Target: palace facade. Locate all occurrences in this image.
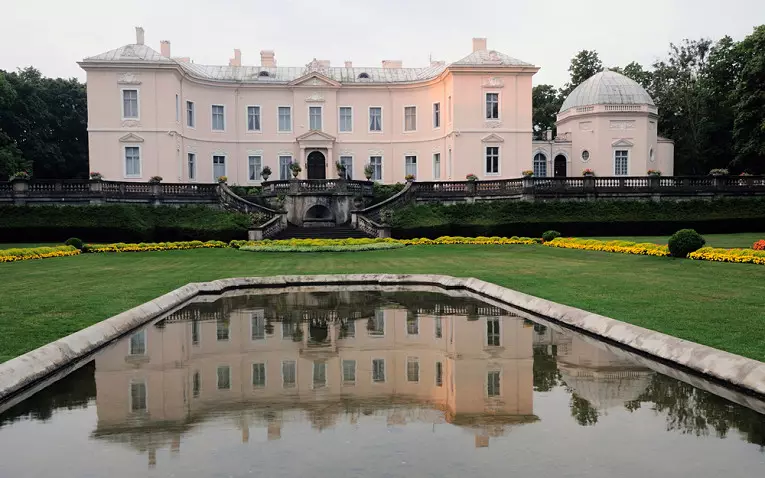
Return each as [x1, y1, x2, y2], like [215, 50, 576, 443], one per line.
[80, 28, 673, 184]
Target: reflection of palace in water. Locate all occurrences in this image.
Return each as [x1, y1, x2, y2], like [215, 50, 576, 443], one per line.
[92, 291, 652, 467]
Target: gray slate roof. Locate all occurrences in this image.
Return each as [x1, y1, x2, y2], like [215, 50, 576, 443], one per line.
[560, 71, 655, 112]
[83, 44, 534, 84]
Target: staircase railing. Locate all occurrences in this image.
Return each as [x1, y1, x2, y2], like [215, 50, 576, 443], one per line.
[351, 181, 416, 237]
[218, 183, 287, 239]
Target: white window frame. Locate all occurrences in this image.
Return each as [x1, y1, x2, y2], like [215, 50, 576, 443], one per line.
[192, 370, 201, 397]
[308, 105, 323, 131]
[406, 356, 420, 383]
[485, 317, 501, 347]
[248, 155, 262, 183]
[614, 149, 630, 176]
[251, 361, 267, 389]
[191, 319, 201, 346]
[338, 106, 353, 133]
[312, 361, 328, 389]
[434, 317, 443, 339]
[123, 144, 142, 178]
[186, 100, 196, 128]
[403, 105, 417, 132]
[212, 154, 227, 180]
[277, 105, 292, 133]
[279, 154, 293, 180]
[216, 365, 231, 390]
[435, 360, 443, 387]
[405, 155, 417, 178]
[432, 153, 441, 180]
[369, 155, 383, 182]
[369, 309, 385, 337]
[342, 359, 357, 385]
[339, 155, 353, 180]
[281, 360, 297, 389]
[187, 152, 197, 181]
[406, 314, 419, 336]
[369, 106, 383, 133]
[250, 310, 266, 341]
[120, 88, 140, 120]
[245, 105, 262, 132]
[216, 317, 230, 342]
[486, 369, 502, 398]
[433, 102, 441, 129]
[533, 152, 547, 178]
[371, 357, 386, 383]
[128, 330, 146, 356]
[129, 380, 148, 413]
[211, 104, 226, 132]
[485, 145, 500, 176]
[485, 91, 500, 120]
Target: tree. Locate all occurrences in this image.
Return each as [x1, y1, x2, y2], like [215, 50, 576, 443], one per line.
[562, 50, 603, 96]
[532, 84, 564, 139]
[611, 61, 653, 90]
[732, 25, 765, 173]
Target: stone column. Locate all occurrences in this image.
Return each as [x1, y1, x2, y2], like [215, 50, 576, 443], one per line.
[327, 146, 333, 180]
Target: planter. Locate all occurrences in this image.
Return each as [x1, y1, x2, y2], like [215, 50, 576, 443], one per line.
[89, 179, 103, 193]
[262, 174, 270, 181]
[522, 177, 534, 189]
[649, 176, 661, 189]
[10, 178, 29, 193]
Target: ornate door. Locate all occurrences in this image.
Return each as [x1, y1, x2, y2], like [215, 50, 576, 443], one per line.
[307, 151, 326, 180]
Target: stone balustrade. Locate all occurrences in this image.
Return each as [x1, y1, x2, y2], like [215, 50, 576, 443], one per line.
[260, 179, 374, 197]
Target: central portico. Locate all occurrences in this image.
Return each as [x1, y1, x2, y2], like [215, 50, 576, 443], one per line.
[297, 131, 336, 180]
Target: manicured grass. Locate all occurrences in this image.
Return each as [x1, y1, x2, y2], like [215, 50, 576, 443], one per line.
[592, 232, 762, 249]
[1, 245, 764, 364]
[0, 243, 58, 249]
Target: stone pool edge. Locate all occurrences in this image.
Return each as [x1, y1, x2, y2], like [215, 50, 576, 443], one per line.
[1, 274, 764, 403]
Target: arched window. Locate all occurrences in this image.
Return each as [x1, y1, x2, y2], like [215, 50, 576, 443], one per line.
[357, 72, 370, 79]
[533, 153, 547, 177]
[258, 70, 270, 77]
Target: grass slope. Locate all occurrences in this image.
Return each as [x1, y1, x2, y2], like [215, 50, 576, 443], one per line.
[1, 245, 764, 364]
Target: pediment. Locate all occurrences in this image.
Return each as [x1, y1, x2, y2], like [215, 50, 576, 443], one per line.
[611, 138, 634, 147]
[481, 133, 504, 143]
[289, 72, 341, 88]
[118, 133, 144, 143]
[296, 130, 336, 142]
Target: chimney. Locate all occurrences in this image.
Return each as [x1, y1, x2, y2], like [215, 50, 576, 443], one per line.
[229, 49, 241, 67]
[160, 40, 171, 57]
[344, 61, 353, 68]
[472, 37, 487, 52]
[382, 60, 402, 69]
[135, 26, 145, 45]
[260, 50, 276, 67]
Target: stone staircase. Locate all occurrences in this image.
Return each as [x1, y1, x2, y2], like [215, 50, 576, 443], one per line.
[271, 224, 372, 240]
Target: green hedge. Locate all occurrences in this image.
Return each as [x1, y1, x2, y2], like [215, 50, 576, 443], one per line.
[391, 198, 765, 238]
[0, 205, 252, 243]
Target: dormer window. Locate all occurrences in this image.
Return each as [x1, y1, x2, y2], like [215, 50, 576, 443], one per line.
[358, 72, 370, 79]
[258, 70, 270, 77]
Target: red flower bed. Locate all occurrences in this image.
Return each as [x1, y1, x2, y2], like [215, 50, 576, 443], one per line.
[753, 240, 765, 251]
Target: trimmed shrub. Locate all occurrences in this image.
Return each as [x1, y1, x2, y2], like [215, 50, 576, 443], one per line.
[542, 230, 561, 242]
[64, 237, 84, 250]
[668, 229, 706, 258]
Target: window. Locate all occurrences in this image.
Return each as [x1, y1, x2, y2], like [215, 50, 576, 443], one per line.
[433, 153, 441, 179]
[649, 147, 655, 163]
[216, 318, 229, 341]
[130, 381, 147, 412]
[369, 309, 385, 336]
[487, 318, 500, 346]
[188, 153, 196, 181]
[339, 156, 353, 180]
[342, 360, 356, 384]
[129, 330, 146, 355]
[125, 146, 141, 177]
[487, 371, 501, 397]
[433, 102, 441, 128]
[614, 150, 629, 176]
[247, 106, 261, 132]
[406, 313, 419, 335]
[372, 358, 385, 383]
[405, 155, 417, 178]
[192, 320, 200, 346]
[486, 93, 499, 120]
[339, 107, 353, 132]
[279, 156, 292, 180]
[278, 106, 292, 132]
[435, 361, 443, 387]
[533, 153, 547, 177]
[217, 365, 231, 390]
[252, 363, 266, 388]
[213, 155, 226, 180]
[448, 96, 452, 123]
[485, 146, 499, 175]
[448, 148, 452, 178]
[192, 371, 200, 398]
[369, 107, 382, 132]
[212, 105, 225, 131]
[309, 106, 322, 131]
[282, 321, 296, 339]
[186, 101, 195, 128]
[259, 70, 270, 77]
[175, 94, 180, 122]
[342, 320, 355, 339]
[358, 72, 370, 79]
[581, 150, 590, 162]
[404, 106, 417, 132]
[369, 156, 382, 181]
[406, 357, 420, 382]
[435, 317, 442, 338]
[251, 312, 265, 340]
[248, 155, 262, 182]
[313, 361, 327, 388]
[282, 360, 296, 388]
[122, 89, 139, 119]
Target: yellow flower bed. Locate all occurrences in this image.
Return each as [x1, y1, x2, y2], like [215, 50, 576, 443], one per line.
[0, 245, 80, 263]
[86, 240, 228, 253]
[688, 247, 765, 265]
[397, 236, 539, 246]
[543, 237, 670, 257]
[231, 236, 539, 249]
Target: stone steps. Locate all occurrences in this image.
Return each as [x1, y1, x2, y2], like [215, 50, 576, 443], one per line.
[272, 225, 373, 240]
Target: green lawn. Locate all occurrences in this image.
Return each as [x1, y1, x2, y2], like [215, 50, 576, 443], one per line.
[592, 232, 762, 248]
[0, 243, 58, 249]
[1, 245, 764, 364]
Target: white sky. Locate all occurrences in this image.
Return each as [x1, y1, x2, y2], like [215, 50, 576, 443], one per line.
[2, 0, 763, 87]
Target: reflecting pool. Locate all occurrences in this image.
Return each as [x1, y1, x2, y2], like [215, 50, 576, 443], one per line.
[1, 288, 764, 477]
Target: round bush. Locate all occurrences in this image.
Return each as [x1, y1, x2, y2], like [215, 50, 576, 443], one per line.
[667, 229, 706, 258]
[542, 230, 561, 242]
[64, 237, 84, 250]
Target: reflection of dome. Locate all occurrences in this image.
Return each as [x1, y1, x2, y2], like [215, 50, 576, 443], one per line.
[560, 71, 654, 113]
[558, 366, 653, 410]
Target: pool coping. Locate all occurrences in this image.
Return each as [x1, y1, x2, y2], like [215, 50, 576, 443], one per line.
[1, 274, 764, 403]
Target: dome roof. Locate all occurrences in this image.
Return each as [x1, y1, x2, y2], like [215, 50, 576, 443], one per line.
[560, 71, 654, 113]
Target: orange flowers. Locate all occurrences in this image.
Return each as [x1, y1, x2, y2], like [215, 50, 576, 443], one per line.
[753, 240, 765, 251]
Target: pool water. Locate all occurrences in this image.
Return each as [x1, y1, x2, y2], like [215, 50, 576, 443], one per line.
[1, 289, 764, 477]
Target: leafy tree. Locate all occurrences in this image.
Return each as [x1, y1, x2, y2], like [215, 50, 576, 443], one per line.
[611, 61, 653, 90]
[562, 50, 603, 96]
[532, 84, 564, 139]
[732, 25, 765, 173]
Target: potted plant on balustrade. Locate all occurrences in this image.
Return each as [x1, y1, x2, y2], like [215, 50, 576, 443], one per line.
[88, 171, 104, 192]
[521, 170, 534, 188]
[582, 168, 596, 189]
[148, 175, 163, 195]
[335, 160, 347, 179]
[405, 174, 416, 182]
[709, 168, 729, 187]
[364, 163, 375, 181]
[9, 170, 31, 193]
[647, 169, 662, 188]
[289, 162, 302, 179]
[466, 173, 478, 181]
[261, 166, 272, 181]
[217, 176, 228, 184]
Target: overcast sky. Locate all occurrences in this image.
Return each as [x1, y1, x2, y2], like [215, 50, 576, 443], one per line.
[3, 0, 763, 87]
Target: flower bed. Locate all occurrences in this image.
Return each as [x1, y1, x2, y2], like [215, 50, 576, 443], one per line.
[0, 245, 80, 263]
[753, 240, 765, 251]
[240, 242, 405, 253]
[398, 236, 539, 246]
[230, 238, 391, 249]
[689, 247, 765, 265]
[543, 237, 669, 257]
[85, 240, 227, 253]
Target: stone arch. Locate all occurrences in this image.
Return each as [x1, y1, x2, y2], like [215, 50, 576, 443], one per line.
[305, 204, 333, 221]
[554, 154, 568, 177]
